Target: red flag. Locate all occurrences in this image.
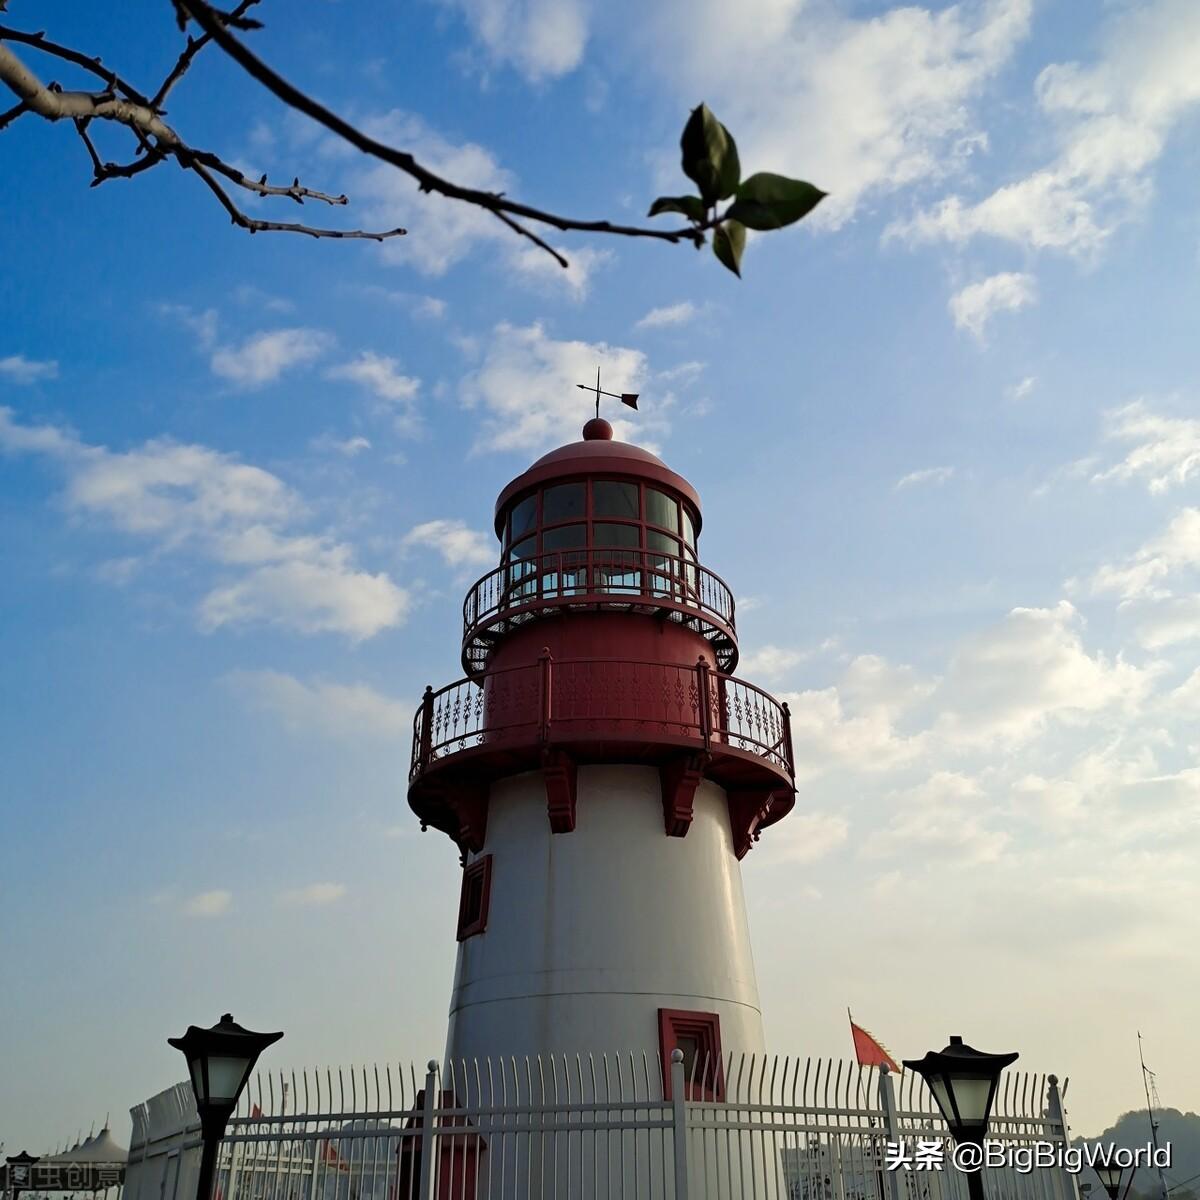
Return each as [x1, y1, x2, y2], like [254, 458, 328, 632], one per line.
[322, 1140, 350, 1172]
[849, 1013, 901, 1073]
[250, 1104, 263, 1121]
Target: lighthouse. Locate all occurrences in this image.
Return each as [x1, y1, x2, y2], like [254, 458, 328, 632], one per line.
[408, 411, 796, 1090]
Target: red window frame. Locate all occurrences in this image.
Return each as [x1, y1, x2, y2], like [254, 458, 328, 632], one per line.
[658, 1008, 724, 1100]
[456, 854, 493, 941]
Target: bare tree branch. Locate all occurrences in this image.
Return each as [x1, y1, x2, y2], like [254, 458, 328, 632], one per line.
[0, 3, 751, 267]
[0, 23, 153, 106]
[0, 38, 405, 242]
[187, 157, 404, 240]
[152, 0, 262, 109]
[0, 94, 26, 128]
[175, 0, 709, 265]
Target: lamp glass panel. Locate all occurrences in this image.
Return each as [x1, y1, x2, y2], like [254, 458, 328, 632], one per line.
[509, 496, 537, 542]
[948, 1076, 993, 1125]
[206, 1055, 251, 1103]
[190, 1060, 205, 1103]
[645, 489, 679, 533]
[592, 481, 639, 519]
[543, 524, 586, 551]
[543, 483, 585, 524]
[928, 1078, 954, 1124]
[593, 522, 641, 549]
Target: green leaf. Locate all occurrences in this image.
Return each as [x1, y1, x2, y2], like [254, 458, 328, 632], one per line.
[712, 219, 746, 277]
[680, 104, 741, 204]
[725, 174, 827, 230]
[647, 195, 708, 223]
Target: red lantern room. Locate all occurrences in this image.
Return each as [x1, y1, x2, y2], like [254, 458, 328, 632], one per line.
[407, 416, 796, 861]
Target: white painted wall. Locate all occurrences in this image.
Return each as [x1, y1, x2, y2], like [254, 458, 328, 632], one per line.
[444, 764, 766, 1070]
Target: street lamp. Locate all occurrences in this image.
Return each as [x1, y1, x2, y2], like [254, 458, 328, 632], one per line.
[169, 1014, 283, 1200]
[1093, 1155, 1132, 1200]
[903, 1035, 1019, 1200]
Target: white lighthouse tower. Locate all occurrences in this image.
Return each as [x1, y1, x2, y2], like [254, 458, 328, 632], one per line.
[408, 412, 795, 1092]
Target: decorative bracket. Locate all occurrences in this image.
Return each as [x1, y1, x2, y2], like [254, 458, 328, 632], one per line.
[727, 788, 780, 859]
[444, 780, 489, 856]
[659, 753, 709, 837]
[542, 749, 578, 833]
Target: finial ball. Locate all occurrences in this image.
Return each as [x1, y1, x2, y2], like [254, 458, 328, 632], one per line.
[582, 417, 613, 441]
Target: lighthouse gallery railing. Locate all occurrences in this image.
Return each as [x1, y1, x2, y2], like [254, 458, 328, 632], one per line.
[123, 1054, 1080, 1200]
[460, 548, 738, 674]
[410, 656, 794, 782]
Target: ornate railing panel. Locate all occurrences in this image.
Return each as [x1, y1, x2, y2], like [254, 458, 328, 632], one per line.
[411, 656, 793, 783]
[461, 549, 738, 675]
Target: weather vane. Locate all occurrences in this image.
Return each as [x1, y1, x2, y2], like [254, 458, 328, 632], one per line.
[576, 367, 639, 420]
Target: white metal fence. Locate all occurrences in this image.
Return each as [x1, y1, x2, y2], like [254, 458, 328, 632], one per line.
[123, 1053, 1080, 1200]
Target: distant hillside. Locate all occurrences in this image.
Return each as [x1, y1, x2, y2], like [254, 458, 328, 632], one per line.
[1076, 1109, 1200, 1200]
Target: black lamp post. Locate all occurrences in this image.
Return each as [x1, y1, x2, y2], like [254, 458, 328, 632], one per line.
[1094, 1154, 1132, 1200]
[903, 1035, 1019, 1200]
[168, 1014, 283, 1200]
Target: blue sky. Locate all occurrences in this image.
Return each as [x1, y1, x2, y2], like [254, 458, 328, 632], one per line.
[3, 0, 1200, 1152]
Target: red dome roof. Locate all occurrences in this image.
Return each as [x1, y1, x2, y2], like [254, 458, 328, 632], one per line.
[494, 428, 702, 535]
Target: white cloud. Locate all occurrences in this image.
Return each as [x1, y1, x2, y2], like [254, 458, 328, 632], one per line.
[506, 244, 610, 300]
[895, 465, 955, 490]
[890, 0, 1200, 257]
[403, 519, 495, 568]
[738, 644, 810, 679]
[460, 322, 660, 454]
[1010, 375, 1037, 401]
[158, 303, 219, 349]
[1091, 401, 1200, 494]
[643, 0, 1032, 230]
[949, 272, 1036, 339]
[864, 771, 1009, 864]
[310, 433, 372, 457]
[184, 889, 233, 917]
[0, 408, 408, 640]
[440, 0, 588, 81]
[0, 354, 58, 384]
[229, 669, 412, 740]
[1090, 508, 1200, 602]
[636, 302, 699, 330]
[280, 882, 347, 906]
[934, 601, 1154, 744]
[325, 352, 422, 435]
[211, 328, 334, 388]
[326, 352, 420, 403]
[200, 557, 408, 640]
[766, 810, 850, 864]
[352, 111, 515, 276]
[782, 654, 930, 781]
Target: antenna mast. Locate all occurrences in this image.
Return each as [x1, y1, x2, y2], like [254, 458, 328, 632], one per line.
[1139, 1032, 1170, 1200]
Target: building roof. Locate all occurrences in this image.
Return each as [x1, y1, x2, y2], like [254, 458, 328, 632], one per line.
[43, 1129, 128, 1164]
[493, 422, 703, 536]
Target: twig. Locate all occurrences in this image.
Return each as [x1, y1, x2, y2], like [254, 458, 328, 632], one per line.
[0, 94, 25, 127]
[190, 149, 348, 205]
[152, 0, 261, 109]
[188, 158, 405, 240]
[176, 0, 709, 265]
[73, 115, 104, 174]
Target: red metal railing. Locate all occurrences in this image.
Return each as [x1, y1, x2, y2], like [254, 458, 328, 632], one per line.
[410, 654, 793, 783]
[460, 548, 738, 675]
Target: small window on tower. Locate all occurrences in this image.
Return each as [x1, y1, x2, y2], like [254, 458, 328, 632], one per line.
[658, 1009, 724, 1100]
[456, 855, 492, 941]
